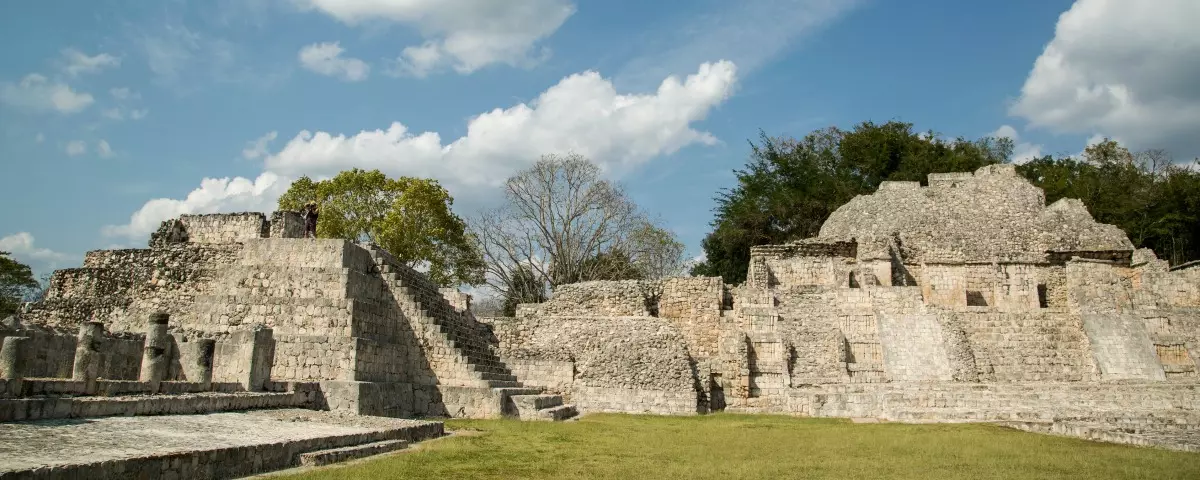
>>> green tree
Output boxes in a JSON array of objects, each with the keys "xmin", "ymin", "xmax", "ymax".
[
  {"xmin": 1, "ymin": 252, "xmax": 39, "ymax": 317},
  {"xmin": 1017, "ymin": 140, "xmax": 1200, "ymax": 266},
  {"xmin": 278, "ymin": 169, "xmax": 485, "ymax": 287},
  {"xmin": 692, "ymin": 121, "xmax": 1012, "ymax": 282}
]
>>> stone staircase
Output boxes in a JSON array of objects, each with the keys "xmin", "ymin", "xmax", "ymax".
[{"xmin": 363, "ymin": 244, "xmax": 578, "ymax": 421}]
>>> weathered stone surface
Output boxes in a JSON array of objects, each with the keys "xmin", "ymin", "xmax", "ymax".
[{"xmin": 5, "ymin": 165, "xmax": 1198, "ymax": 455}]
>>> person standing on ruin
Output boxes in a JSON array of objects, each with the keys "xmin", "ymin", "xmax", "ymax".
[{"xmin": 302, "ymin": 201, "xmax": 319, "ymax": 239}]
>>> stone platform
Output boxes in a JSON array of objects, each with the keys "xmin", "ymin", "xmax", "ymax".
[{"xmin": 0, "ymin": 409, "xmax": 443, "ymax": 479}]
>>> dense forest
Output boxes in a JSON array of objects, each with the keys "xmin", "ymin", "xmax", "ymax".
[{"xmin": 690, "ymin": 121, "xmax": 1200, "ymax": 283}]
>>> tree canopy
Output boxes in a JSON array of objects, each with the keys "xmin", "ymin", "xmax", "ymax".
[
  {"xmin": 471, "ymin": 153, "xmax": 688, "ymax": 302},
  {"xmin": 1, "ymin": 252, "xmax": 39, "ymax": 317},
  {"xmin": 277, "ymin": 168, "xmax": 485, "ymax": 287},
  {"xmin": 691, "ymin": 121, "xmax": 1012, "ymax": 283},
  {"xmin": 1018, "ymin": 140, "xmax": 1200, "ymax": 266}
]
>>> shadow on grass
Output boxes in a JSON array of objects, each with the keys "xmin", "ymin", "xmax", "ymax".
[{"xmin": 280, "ymin": 413, "xmax": 1200, "ymax": 480}]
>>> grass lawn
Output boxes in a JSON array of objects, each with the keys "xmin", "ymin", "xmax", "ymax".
[{"xmin": 280, "ymin": 413, "xmax": 1200, "ymax": 480}]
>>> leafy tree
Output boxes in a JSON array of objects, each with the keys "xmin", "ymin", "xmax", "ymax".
[
  {"xmin": 692, "ymin": 121, "xmax": 1012, "ymax": 283},
  {"xmin": 278, "ymin": 169, "xmax": 485, "ymax": 286},
  {"xmin": 472, "ymin": 153, "xmax": 686, "ymax": 297},
  {"xmin": 1017, "ymin": 140, "xmax": 1200, "ymax": 266},
  {"xmin": 1, "ymin": 252, "xmax": 39, "ymax": 317}
]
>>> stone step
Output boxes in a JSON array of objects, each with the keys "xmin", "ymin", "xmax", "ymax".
[
  {"xmin": 538, "ymin": 404, "xmax": 579, "ymax": 422},
  {"xmin": 299, "ymin": 439, "xmax": 409, "ymax": 467},
  {"xmin": 484, "ymin": 379, "xmax": 522, "ymax": 388},
  {"xmin": 512, "ymin": 394, "xmax": 563, "ymax": 411},
  {"xmin": 479, "ymin": 371, "xmax": 518, "ymax": 382}
]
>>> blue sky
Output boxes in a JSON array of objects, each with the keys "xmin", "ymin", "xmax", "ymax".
[{"xmin": 2, "ymin": 0, "xmax": 1198, "ymax": 281}]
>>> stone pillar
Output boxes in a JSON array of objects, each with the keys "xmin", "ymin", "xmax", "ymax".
[
  {"xmin": 0, "ymin": 336, "xmax": 29, "ymax": 380},
  {"xmin": 72, "ymin": 322, "xmax": 104, "ymax": 384},
  {"xmin": 178, "ymin": 339, "xmax": 215, "ymax": 388},
  {"xmin": 139, "ymin": 312, "xmax": 172, "ymax": 390}
]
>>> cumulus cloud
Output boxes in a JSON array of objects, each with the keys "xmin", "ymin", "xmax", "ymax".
[
  {"xmin": 65, "ymin": 140, "xmax": 87, "ymax": 156},
  {"xmin": 0, "ymin": 74, "xmax": 94, "ymax": 114},
  {"xmin": 104, "ymin": 60, "xmax": 739, "ymax": 241},
  {"xmin": 97, "ymin": 140, "xmax": 114, "ymax": 159},
  {"xmin": 1010, "ymin": 0, "xmax": 1200, "ymax": 156},
  {"xmin": 990, "ymin": 125, "xmax": 1044, "ymax": 164},
  {"xmin": 60, "ymin": 48, "xmax": 120, "ymax": 76},
  {"xmin": 296, "ymin": 0, "xmax": 575, "ymax": 76},
  {"xmin": 0, "ymin": 232, "xmax": 76, "ymax": 274},
  {"xmin": 298, "ymin": 42, "xmax": 370, "ymax": 81},
  {"xmin": 242, "ymin": 131, "xmax": 279, "ymax": 159}
]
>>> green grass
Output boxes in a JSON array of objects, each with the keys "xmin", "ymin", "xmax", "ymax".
[{"xmin": 281, "ymin": 414, "xmax": 1200, "ymax": 480}]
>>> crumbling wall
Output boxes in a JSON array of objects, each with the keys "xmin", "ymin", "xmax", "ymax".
[
  {"xmin": 658, "ymin": 277, "xmax": 723, "ymax": 359},
  {"xmin": 486, "ymin": 315, "xmax": 700, "ymax": 415},
  {"xmin": 176, "ymin": 213, "xmax": 268, "ymax": 244},
  {"xmin": 748, "ymin": 240, "xmax": 857, "ymax": 289},
  {"xmin": 524, "ymin": 280, "xmax": 655, "ymax": 317},
  {"xmin": 818, "ymin": 164, "xmax": 1133, "ymax": 264},
  {"xmin": 1066, "ymin": 259, "xmax": 1166, "ymax": 381},
  {"xmin": 269, "ymin": 211, "xmax": 305, "ymax": 239}
]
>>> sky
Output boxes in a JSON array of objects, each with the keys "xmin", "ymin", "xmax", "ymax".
[{"xmin": 2, "ymin": 0, "xmax": 1199, "ymax": 282}]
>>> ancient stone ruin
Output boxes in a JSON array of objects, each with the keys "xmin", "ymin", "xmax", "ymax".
[{"xmin": 2, "ymin": 164, "xmax": 1198, "ymax": 477}]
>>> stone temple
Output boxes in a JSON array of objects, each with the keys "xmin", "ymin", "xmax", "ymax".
[{"xmin": 2, "ymin": 164, "xmax": 1198, "ymax": 478}]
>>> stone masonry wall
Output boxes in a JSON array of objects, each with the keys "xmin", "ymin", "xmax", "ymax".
[
  {"xmin": 485, "ymin": 315, "xmax": 700, "ymax": 414},
  {"xmin": 522, "ymin": 280, "xmax": 653, "ymax": 317},
  {"xmin": 177, "ymin": 213, "xmax": 269, "ymax": 244},
  {"xmin": 658, "ymin": 277, "xmax": 723, "ymax": 359}
]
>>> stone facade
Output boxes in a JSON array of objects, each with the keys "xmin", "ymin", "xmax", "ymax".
[
  {"xmin": 3, "ymin": 165, "xmax": 1199, "ymax": 456},
  {"xmin": 478, "ymin": 165, "xmax": 1200, "ymax": 448},
  {"xmin": 5, "ymin": 211, "xmax": 577, "ymax": 428}
]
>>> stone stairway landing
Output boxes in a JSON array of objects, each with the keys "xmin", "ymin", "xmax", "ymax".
[{"xmin": 509, "ymin": 394, "xmax": 580, "ymax": 422}]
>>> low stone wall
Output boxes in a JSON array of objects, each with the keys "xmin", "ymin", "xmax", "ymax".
[
  {"xmin": 523, "ymin": 281, "xmax": 655, "ymax": 317},
  {"xmin": 486, "ymin": 315, "xmax": 700, "ymax": 415},
  {"xmin": 0, "ymin": 390, "xmax": 312, "ymax": 422}
]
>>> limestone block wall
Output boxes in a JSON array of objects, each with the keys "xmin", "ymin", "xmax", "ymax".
[
  {"xmin": 1065, "ymin": 259, "xmax": 1168, "ymax": 381},
  {"xmin": 958, "ymin": 311, "xmax": 1094, "ymax": 382},
  {"xmin": 747, "ymin": 241, "xmax": 857, "ymax": 289},
  {"xmin": 877, "ymin": 313, "xmax": 954, "ymax": 382},
  {"xmin": 526, "ymin": 280, "xmax": 652, "ymax": 317},
  {"xmin": 918, "ymin": 263, "xmax": 1044, "ymax": 311},
  {"xmin": 0, "ymin": 325, "xmax": 146, "ymax": 380},
  {"xmin": 270, "ymin": 335, "xmax": 355, "ymax": 382},
  {"xmin": 658, "ymin": 277, "xmax": 723, "ymax": 359},
  {"xmin": 177, "ymin": 213, "xmax": 269, "ymax": 244},
  {"xmin": 485, "ymin": 315, "xmax": 701, "ymax": 414},
  {"xmin": 269, "ymin": 211, "xmax": 305, "ymax": 238}
]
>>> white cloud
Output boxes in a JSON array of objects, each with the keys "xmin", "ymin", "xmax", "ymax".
[
  {"xmin": 102, "ymin": 107, "xmax": 150, "ymax": 121},
  {"xmin": 97, "ymin": 140, "xmax": 114, "ymax": 158},
  {"xmin": 243, "ymin": 131, "xmax": 279, "ymax": 159},
  {"xmin": 110, "ymin": 87, "xmax": 141, "ymax": 100},
  {"xmin": 60, "ymin": 48, "xmax": 120, "ymax": 76},
  {"xmin": 614, "ymin": 0, "xmax": 862, "ymax": 89},
  {"xmin": 298, "ymin": 42, "xmax": 370, "ymax": 81},
  {"xmin": 1010, "ymin": 0, "xmax": 1200, "ymax": 156},
  {"xmin": 65, "ymin": 140, "xmax": 87, "ymax": 156},
  {"xmin": 297, "ymin": 0, "xmax": 575, "ymax": 76},
  {"xmin": 990, "ymin": 124, "xmax": 1044, "ymax": 164},
  {"xmin": 104, "ymin": 60, "xmax": 739, "ymax": 240},
  {"xmin": 0, "ymin": 232, "xmax": 74, "ymax": 264},
  {"xmin": 0, "ymin": 74, "xmax": 94, "ymax": 114}
]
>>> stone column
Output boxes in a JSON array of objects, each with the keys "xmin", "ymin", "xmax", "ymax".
[
  {"xmin": 139, "ymin": 313, "xmax": 172, "ymax": 390},
  {"xmin": 0, "ymin": 336, "xmax": 29, "ymax": 380},
  {"xmin": 72, "ymin": 322, "xmax": 104, "ymax": 384},
  {"xmin": 178, "ymin": 339, "xmax": 215, "ymax": 388}
]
